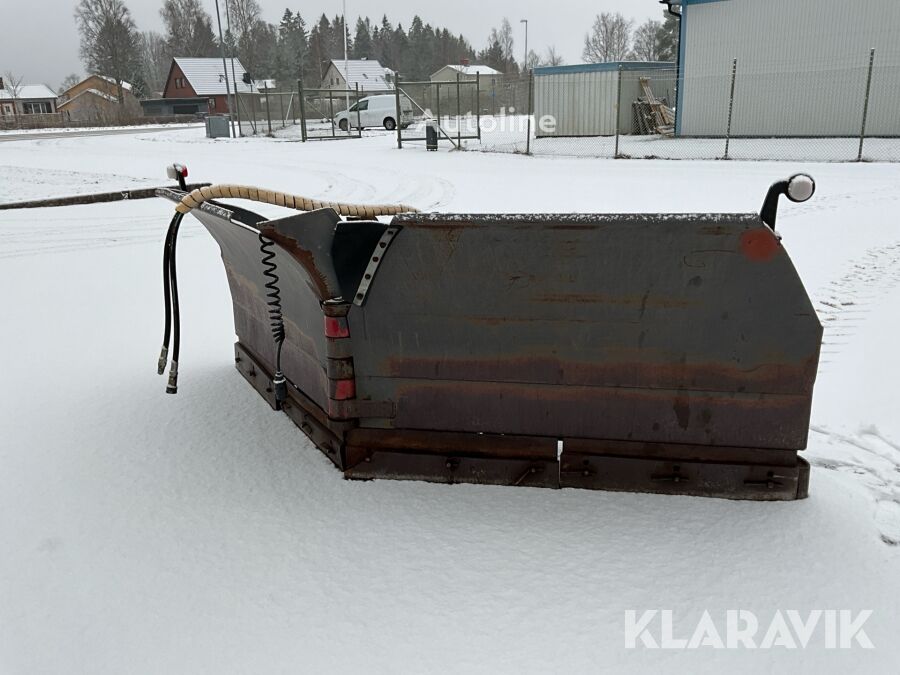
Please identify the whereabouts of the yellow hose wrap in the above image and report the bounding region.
[174,184,418,218]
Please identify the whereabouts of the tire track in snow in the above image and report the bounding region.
[809,424,900,545]
[810,241,900,371]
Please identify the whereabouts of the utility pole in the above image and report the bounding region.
[343,0,351,134]
[225,0,241,135]
[213,0,236,137]
[520,19,529,71]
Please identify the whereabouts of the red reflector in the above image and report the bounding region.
[324,316,350,338]
[333,379,356,400]
[181,166,189,178]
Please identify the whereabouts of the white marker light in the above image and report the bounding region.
[786,174,815,202]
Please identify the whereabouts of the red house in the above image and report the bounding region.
[163,57,252,113]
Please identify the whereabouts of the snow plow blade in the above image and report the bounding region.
[157,176,821,500]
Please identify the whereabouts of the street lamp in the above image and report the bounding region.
[520,19,529,72]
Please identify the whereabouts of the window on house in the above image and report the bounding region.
[23,101,52,114]
[209,98,216,110]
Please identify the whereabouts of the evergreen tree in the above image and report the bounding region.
[352,17,373,59]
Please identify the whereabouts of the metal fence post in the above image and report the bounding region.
[264,89,272,136]
[297,79,307,142]
[328,92,335,138]
[395,75,403,149]
[525,70,533,155]
[355,84,362,138]
[614,64,623,158]
[857,47,876,162]
[436,82,442,133]
[476,72,481,141]
[456,71,462,147]
[723,58,738,159]
[278,91,284,129]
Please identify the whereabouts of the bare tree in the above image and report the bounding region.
[160,0,218,58]
[139,31,170,95]
[583,12,633,63]
[544,46,565,67]
[74,0,144,108]
[229,0,262,38]
[632,19,662,61]
[2,72,24,119]
[525,49,541,70]
[486,18,516,73]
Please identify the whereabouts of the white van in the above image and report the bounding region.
[333,94,414,131]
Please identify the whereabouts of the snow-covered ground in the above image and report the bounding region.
[0,127,898,674]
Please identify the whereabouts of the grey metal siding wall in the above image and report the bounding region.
[680,0,900,136]
[535,70,619,137]
[534,66,676,137]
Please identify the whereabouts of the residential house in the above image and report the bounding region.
[57,75,141,122]
[430,63,502,87]
[0,81,58,116]
[320,59,391,92]
[163,57,253,114]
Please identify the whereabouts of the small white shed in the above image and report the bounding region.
[533,62,675,137]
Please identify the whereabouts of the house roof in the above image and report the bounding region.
[442,64,502,77]
[173,57,253,95]
[58,88,119,108]
[97,75,133,91]
[58,75,134,101]
[0,84,57,101]
[329,59,391,89]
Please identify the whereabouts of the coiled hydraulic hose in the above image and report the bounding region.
[158,182,418,396]
[258,232,287,407]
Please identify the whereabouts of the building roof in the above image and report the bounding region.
[58,88,118,108]
[442,64,502,77]
[58,75,134,101]
[329,59,391,89]
[173,57,253,95]
[0,84,57,101]
[534,61,674,76]
[97,75,133,91]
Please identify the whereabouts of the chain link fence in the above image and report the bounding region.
[469,53,900,162]
[234,90,299,137]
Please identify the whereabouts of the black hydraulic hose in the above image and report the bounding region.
[158,211,181,374]
[258,232,287,407]
[167,214,183,394]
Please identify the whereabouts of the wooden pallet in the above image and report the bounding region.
[639,77,675,136]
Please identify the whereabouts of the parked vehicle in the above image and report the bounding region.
[333,94,414,131]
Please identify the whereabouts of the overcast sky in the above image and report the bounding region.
[3,0,662,90]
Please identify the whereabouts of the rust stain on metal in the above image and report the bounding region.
[530,291,694,308]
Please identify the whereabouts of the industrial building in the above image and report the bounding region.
[533,62,675,137]
[674,0,900,137]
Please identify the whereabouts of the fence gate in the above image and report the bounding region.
[297,84,372,141]
[235,91,298,137]
[395,74,483,149]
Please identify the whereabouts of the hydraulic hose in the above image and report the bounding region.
[158,183,418,395]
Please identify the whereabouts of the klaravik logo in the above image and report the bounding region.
[624,610,874,649]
